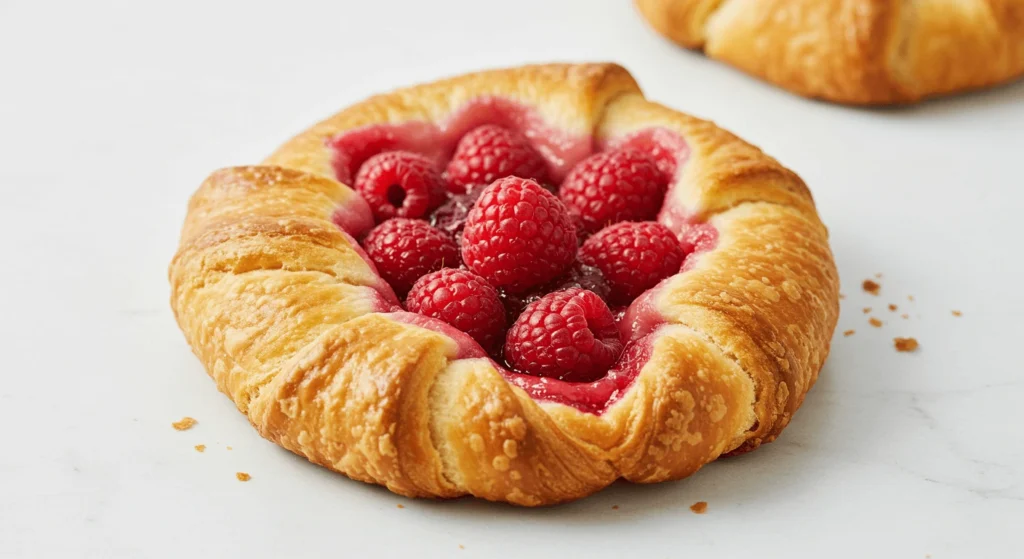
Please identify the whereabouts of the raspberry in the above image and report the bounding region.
[355,151,446,222]
[362,218,460,296]
[499,261,610,323]
[580,221,683,304]
[559,149,666,234]
[406,269,506,353]
[504,288,623,382]
[428,184,486,243]
[461,177,577,293]
[445,125,548,193]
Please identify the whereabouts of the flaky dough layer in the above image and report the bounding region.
[636,0,1024,104]
[169,64,839,505]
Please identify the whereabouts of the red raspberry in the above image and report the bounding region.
[406,269,506,353]
[461,177,577,293]
[504,288,623,382]
[445,125,548,193]
[362,218,460,296]
[355,151,446,222]
[559,149,666,234]
[580,221,683,304]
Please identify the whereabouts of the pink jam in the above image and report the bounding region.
[323,100,726,415]
[327,97,592,186]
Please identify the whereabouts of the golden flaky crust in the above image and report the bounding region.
[636,0,1024,104]
[169,64,839,505]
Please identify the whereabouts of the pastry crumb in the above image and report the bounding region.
[869,317,883,328]
[839,293,846,300]
[862,279,880,295]
[611,505,619,510]
[888,304,897,311]
[194,444,206,453]
[952,310,962,317]
[236,472,251,482]
[843,330,855,337]
[690,501,708,514]
[862,307,871,314]
[908,295,915,302]
[397,504,405,509]
[226,446,233,451]
[901,314,909,319]
[172,417,197,431]
[875,273,883,278]
[894,337,919,352]
[459,545,465,550]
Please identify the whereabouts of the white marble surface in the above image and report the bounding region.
[1,0,1022,557]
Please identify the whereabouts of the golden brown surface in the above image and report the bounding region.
[636,0,1024,104]
[169,63,839,505]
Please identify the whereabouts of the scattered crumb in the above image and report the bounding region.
[459,545,465,550]
[397,504,405,509]
[901,314,909,319]
[611,505,619,510]
[172,417,197,431]
[894,337,919,352]
[843,330,855,337]
[875,273,883,278]
[194,444,206,453]
[862,307,872,314]
[863,279,881,295]
[690,501,708,514]
[869,317,883,328]
[952,310,962,317]
[839,293,846,300]
[888,304,898,311]
[226,446,233,451]
[236,472,251,482]
[908,295,915,302]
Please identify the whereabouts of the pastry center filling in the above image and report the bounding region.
[328,100,717,414]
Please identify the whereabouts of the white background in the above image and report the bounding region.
[1,1,1022,557]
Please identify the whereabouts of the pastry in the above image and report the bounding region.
[169,63,839,505]
[636,0,1024,104]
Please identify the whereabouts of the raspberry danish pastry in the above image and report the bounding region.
[170,63,839,505]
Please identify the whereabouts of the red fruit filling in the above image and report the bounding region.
[323,102,715,414]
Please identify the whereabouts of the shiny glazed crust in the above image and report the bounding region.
[636,0,1024,104]
[169,64,839,505]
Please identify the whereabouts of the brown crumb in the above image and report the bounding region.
[236,472,251,482]
[908,295,915,302]
[869,317,883,328]
[863,279,880,295]
[397,504,405,509]
[843,330,855,337]
[611,505,619,510]
[901,314,909,319]
[839,293,846,300]
[226,446,233,451]
[952,310,962,317]
[172,417,197,431]
[459,545,465,550]
[862,307,872,314]
[690,501,708,514]
[194,444,206,453]
[894,337,919,352]
[888,304,897,311]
